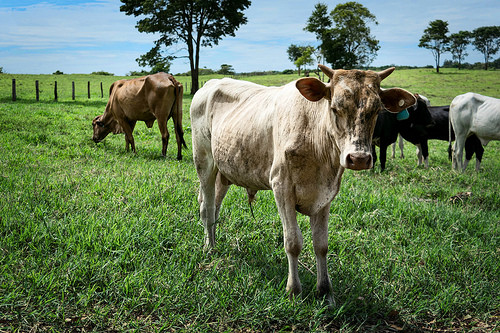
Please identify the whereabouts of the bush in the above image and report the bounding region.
[282,69,295,74]
[127,70,150,76]
[53,70,64,75]
[91,71,114,76]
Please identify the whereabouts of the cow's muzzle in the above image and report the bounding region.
[345,153,372,170]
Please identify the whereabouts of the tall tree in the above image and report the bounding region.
[120,0,251,94]
[472,26,500,70]
[305,1,379,69]
[419,20,449,73]
[449,31,471,70]
[287,44,315,75]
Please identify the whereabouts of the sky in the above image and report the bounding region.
[0,0,499,76]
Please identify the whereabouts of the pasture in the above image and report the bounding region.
[0,68,499,332]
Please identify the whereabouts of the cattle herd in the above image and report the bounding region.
[92,66,500,303]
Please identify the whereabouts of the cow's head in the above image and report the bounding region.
[92,115,123,143]
[407,95,434,128]
[296,64,416,170]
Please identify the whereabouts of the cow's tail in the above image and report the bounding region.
[174,79,187,149]
[448,108,452,160]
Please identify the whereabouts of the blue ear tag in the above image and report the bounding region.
[397,109,409,121]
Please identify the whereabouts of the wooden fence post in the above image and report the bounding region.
[100,82,103,98]
[54,81,58,101]
[88,81,90,99]
[72,81,75,100]
[12,79,16,101]
[35,80,39,101]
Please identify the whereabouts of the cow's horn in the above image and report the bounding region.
[318,64,335,79]
[378,67,395,81]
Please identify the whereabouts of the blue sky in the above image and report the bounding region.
[1,0,498,75]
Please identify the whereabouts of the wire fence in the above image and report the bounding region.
[1,76,198,102]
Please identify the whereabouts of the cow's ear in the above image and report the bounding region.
[379,88,416,113]
[296,78,330,102]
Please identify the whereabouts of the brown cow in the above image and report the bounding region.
[92,72,187,160]
[190,65,416,303]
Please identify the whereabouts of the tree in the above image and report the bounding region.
[120,0,251,95]
[294,46,315,76]
[305,1,379,69]
[217,64,235,75]
[472,26,500,70]
[419,20,449,73]
[287,44,315,75]
[136,45,173,74]
[449,31,471,70]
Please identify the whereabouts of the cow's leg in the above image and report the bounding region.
[125,120,137,152]
[156,116,170,157]
[416,144,423,166]
[398,134,405,158]
[171,109,185,161]
[391,143,396,159]
[380,144,387,171]
[272,181,303,298]
[310,205,334,304]
[475,143,484,172]
[118,119,136,153]
[453,136,466,171]
[463,158,470,171]
[371,145,377,169]
[215,172,231,221]
[193,144,218,248]
[420,140,429,168]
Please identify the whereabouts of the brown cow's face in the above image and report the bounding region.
[92,115,120,143]
[328,69,383,170]
[296,65,416,170]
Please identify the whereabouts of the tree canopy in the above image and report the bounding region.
[448,31,471,70]
[472,26,500,70]
[419,20,450,73]
[305,1,379,69]
[287,44,315,76]
[120,0,251,94]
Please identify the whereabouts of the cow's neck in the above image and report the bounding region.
[306,100,341,167]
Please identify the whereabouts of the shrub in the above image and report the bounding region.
[91,71,114,76]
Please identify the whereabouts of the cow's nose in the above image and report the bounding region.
[346,153,372,170]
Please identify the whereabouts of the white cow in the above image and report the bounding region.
[450,92,500,171]
[190,65,415,303]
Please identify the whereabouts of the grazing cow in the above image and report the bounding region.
[92,72,187,160]
[372,96,433,171]
[450,92,500,171]
[190,65,415,302]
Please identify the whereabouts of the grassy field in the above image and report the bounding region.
[0,68,499,332]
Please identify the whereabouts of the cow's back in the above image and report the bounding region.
[451,92,500,142]
[191,79,285,189]
[190,78,330,190]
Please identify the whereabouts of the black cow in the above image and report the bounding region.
[372,96,433,171]
[401,105,484,168]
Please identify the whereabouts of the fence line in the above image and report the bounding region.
[8,78,198,101]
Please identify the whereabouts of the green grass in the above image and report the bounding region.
[0,69,499,332]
